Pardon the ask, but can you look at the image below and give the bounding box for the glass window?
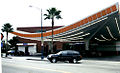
[61,51,67,55]
[67,51,72,55]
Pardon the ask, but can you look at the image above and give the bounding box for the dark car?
[7,50,15,56]
[7,50,24,56]
[47,50,82,63]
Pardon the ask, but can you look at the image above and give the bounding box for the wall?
[18,46,25,52]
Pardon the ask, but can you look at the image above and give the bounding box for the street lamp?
[29,5,44,59]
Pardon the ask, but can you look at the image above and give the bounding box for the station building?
[11,3,120,56]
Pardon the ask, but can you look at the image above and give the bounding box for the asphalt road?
[2,56,120,73]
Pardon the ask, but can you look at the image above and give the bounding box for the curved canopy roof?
[11,3,120,42]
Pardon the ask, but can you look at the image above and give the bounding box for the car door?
[59,51,67,61]
[67,51,73,60]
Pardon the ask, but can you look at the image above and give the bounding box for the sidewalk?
[2,55,48,61]
[84,55,120,62]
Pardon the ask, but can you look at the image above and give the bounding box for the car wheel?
[51,58,57,63]
[73,59,77,63]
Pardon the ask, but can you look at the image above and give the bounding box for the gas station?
[11,3,120,56]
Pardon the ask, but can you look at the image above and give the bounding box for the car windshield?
[57,51,62,55]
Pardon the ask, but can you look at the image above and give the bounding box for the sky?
[0,0,120,40]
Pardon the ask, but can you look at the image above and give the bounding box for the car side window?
[61,51,67,55]
[73,52,80,55]
[67,51,72,55]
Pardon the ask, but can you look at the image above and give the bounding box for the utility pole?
[29,5,44,59]
[41,9,44,59]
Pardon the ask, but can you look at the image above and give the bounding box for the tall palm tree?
[44,7,62,53]
[1,23,13,57]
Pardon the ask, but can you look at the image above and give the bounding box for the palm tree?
[44,7,62,53]
[9,36,19,55]
[1,23,13,57]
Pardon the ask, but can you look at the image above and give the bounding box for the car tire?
[73,59,77,63]
[51,58,57,63]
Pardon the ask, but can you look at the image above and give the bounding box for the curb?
[26,59,48,61]
[2,57,12,59]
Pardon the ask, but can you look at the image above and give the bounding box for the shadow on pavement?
[2,57,12,59]
[26,59,48,61]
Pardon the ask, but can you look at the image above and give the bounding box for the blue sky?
[0,0,120,40]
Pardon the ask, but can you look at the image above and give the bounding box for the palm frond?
[47,9,51,14]
[56,15,62,19]
[44,16,50,20]
[9,28,13,32]
[51,8,57,15]
[55,10,61,15]
[1,23,13,32]
[44,14,48,16]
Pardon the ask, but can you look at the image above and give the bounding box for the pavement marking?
[3,63,72,73]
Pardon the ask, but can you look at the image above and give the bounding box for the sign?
[1,33,4,40]
[1,43,3,48]
[23,43,28,45]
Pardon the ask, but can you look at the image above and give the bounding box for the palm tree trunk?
[51,18,54,53]
[6,32,8,57]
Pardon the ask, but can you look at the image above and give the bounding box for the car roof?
[61,50,79,53]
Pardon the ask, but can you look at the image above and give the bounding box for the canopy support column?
[84,17,111,50]
[85,40,89,50]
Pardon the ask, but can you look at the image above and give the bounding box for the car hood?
[47,54,58,57]
[48,54,57,56]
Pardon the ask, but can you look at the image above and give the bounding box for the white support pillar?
[85,40,89,50]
